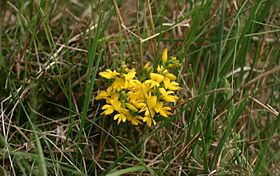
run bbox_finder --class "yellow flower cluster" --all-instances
[95,49,181,127]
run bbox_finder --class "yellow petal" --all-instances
[165,73,177,81]
[114,114,127,124]
[118,109,128,116]
[99,69,120,79]
[158,106,172,117]
[154,102,163,113]
[153,119,156,126]
[148,96,157,108]
[114,114,120,120]
[134,102,146,109]
[144,80,160,89]
[164,78,180,91]
[101,105,114,115]
[144,61,151,69]
[163,95,178,102]
[159,88,174,96]
[127,115,143,125]
[110,99,122,111]
[157,65,165,73]
[121,115,126,122]
[143,116,152,127]
[112,78,125,91]
[124,69,136,80]
[143,116,156,127]
[145,108,155,118]
[162,48,168,64]
[95,90,109,100]
[150,73,164,83]
[159,88,178,102]
[125,103,138,112]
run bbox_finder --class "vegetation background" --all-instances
[0,0,280,175]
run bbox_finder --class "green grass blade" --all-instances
[20,101,47,176]
[78,12,104,140]
[106,166,147,176]
[210,98,248,170]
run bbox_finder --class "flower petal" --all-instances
[150,73,164,83]
[101,105,114,115]
[162,48,168,64]
[99,69,120,79]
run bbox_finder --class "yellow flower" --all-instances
[162,48,168,64]
[95,90,109,100]
[127,115,143,125]
[114,113,127,124]
[162,69,177,81]
[127,80,150,101]
[143,116,156,127]
[114,106,141,125]
[130,98,146,109]
[112,78,125,91]
[96,49,180,127]
[101,97,122,115]
[124,69,136,81]
[99,69,120,79]
[150,73,164,83]
[154,102,172,117]
[95,86,112,100]
[125,103,138,112]
[128,79,141,87]
[101,104,114,115]
[144,61,153,73]
[165,73,177,80]
[159,88,178,102]
[157,65,165,73]
[144,107,155,119]
[144,80,160,89]
[117,106,130,115]
[164,78,180,91]
[140,95,157,112]
[139,95,157,126]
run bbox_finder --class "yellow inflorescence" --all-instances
[96,49,181,127]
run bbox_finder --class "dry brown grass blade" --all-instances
[249,96,279,116]
[112,0,136,65]
[242,65,280,89]
[146,0,157,59]
[136,0,143,68]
